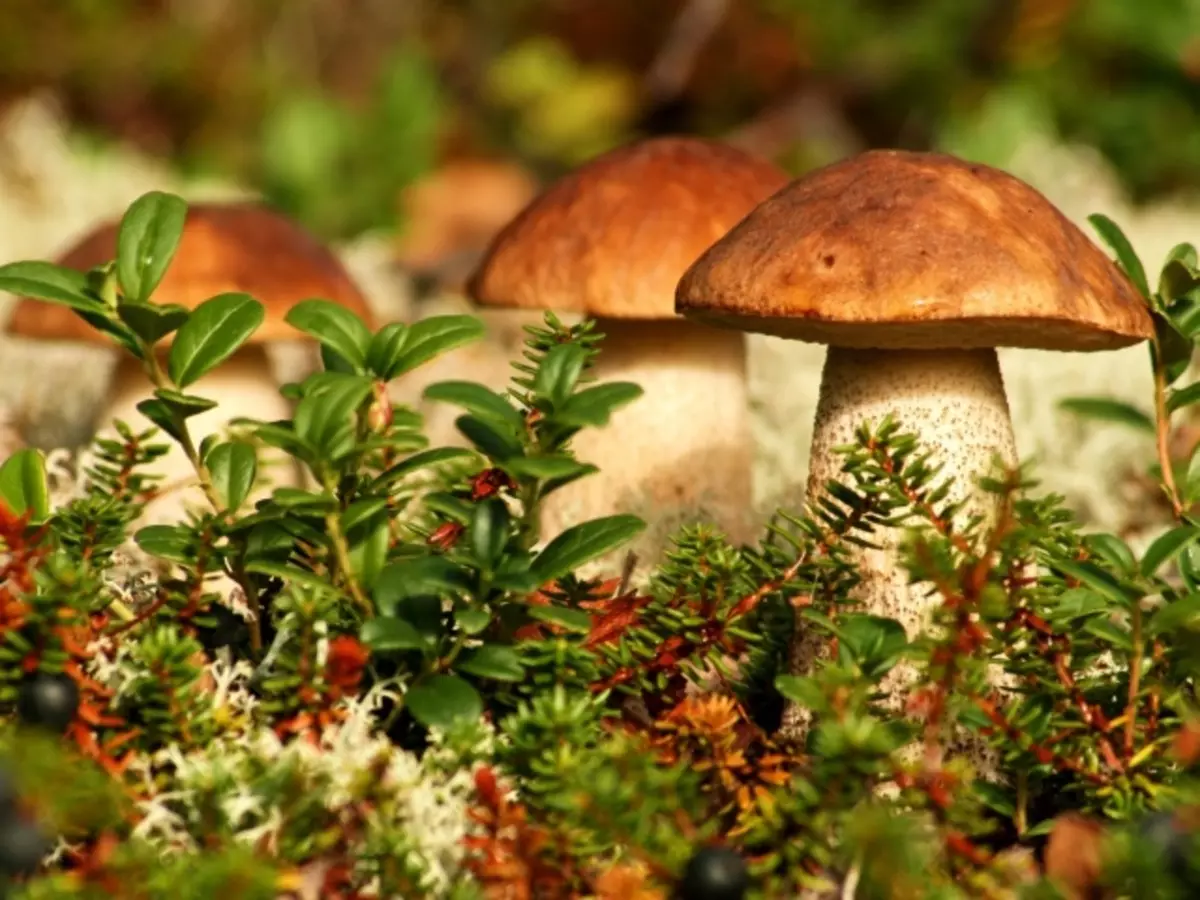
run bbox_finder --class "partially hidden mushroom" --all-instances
[468,136,789,571]
[676,149,1154,741]
[7,201,376,525]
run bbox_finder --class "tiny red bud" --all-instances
[428,521,464,550]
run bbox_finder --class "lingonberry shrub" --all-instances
[0,194,1198,898]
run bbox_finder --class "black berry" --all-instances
[16,672,79,733]
[677,845,749,900]
[0,812,48,877]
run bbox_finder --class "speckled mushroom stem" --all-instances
[538,316,756,579]
[98,345,304,528]
[780,346,1019,747]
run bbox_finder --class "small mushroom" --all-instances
[468,136,789,569]
[676,149,1153,739]
[7,202,375,524]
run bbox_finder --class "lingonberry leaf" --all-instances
[114,190,188,303]
[205,441,259,513]
[284,299,372,370]
[531,515,645,584]
[405,674,482,730]
[167,292,264,387]
[0,449,50,523]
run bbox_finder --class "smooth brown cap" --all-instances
[7,202,374,345]
[467,136,790,319]
[676,150,1154,350]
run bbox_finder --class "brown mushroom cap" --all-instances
[7,202,374,345]
[676,149,1154,351]
[467,136,790,319]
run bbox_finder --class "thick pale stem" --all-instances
[98,345,304,527]
[539,317,755,578]
[780,347,1019,742]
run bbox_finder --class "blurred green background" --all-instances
[2,0,1198,243]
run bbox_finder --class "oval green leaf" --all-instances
[205,441,259,512]
[116,191,188,303]
[531,514,645,584]
[284,299,372,370]
[405,674,482,730]
[167,293,265,388]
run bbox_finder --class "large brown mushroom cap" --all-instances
[7,202,374,345]
[676,149,1154,351]
[467,136,790,319]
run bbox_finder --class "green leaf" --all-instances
[526,605,592,634]
[531,515,645,584]
[270,488,338,511]
[1046,588,1110,623]
[0,449,50,522]
[252,422,308,458]
[116,301,189,345]
[168,293,265,388]
[345,507,390,590]
[1167,382,1200,414]
[455,644,525,682]
[205,441,258,512]
[1053,559,1141,607]
[292,374,374,459]
[153,389,218,419]
[0,261,101,311]
[72,305,141,355]
[115,191,188,303]
[1086,533,1137,575]
[405,675,482,730]
[1141,524,1200,577]
[1089,213,1150,298]
[833,614,907,677]
[366,322,410,379]
[360,617,427,653]
[389,315,485,377]
[374,556,472,615]
[1153,314,1193,386]
[341,498,389,532]
[1082,617,1133,651]
[1187,445,1200,505]
[456,415,524,461]
[320,343,358,375]
[555,382,643,427]
[470,499,510,569]
[503,456,596,481]
[284,299,372,370]
[372,447,477,491]
[534,343,587,409]
[244,560,338,594]
[1059,397,1155,434]
[1160,251,1200,303]
[134,398,186,444]
[423,381,524,431]
[774,675,824,709]
[1165,291,1200,339]
[1149,594,1200,636]
[134,524,196,565]
[1165,243,1198,270]
[455,608,491,635]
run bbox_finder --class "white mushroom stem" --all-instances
[538,316,755,578]
[96,344,304,529]
[780,347,1019,744]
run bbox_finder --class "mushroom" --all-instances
[468,136,789,569]
[676,149,1154,740]
[7,201,375,524]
